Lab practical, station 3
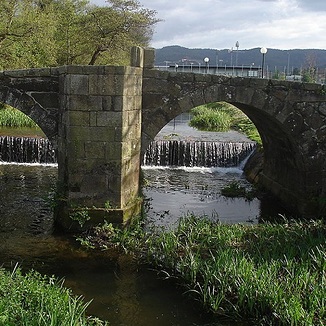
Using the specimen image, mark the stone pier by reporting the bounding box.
[56,48,147,230]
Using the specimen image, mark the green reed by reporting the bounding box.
[189,102,262,144]
[0,265,108,325]
[189,104,233,132]
[82,215,325,325]
[0,104,38,128]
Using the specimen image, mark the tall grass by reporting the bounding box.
[0,103,38,128]
[189,102,262,144]
[189,103,234,132]
[232,117,262,145]
[81,215,326,325]
[0,265,108,325]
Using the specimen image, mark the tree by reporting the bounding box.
[0,0,37,69]
[302,52,317,83]
[83,0,159,65]
[0,0,159,69]
[51,0,91,65]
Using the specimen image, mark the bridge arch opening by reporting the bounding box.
[142,85,309,216]
[0,102,57,164]
[143,96,306,179]
[0,102,58,235]
[142,105,257,168]
[141,101,262,152]
[140,107,289,225]
[0,86,58,146]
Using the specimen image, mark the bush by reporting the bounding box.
[189,102,235,132]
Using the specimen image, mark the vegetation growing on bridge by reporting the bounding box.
[79,216,326,325]
[0,0,159,70]
[189,102,262,144]
[0,103,48,137]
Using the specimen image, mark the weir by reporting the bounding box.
[0,136,255,169]
[143,140,256,167]
[0,136,56,164]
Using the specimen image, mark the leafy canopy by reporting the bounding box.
[0,0,159,69]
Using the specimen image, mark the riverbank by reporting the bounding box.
[80,215,326,325]
[0,265,108,325]
[0,127,45,138]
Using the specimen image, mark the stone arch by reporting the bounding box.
[0,86,59,148]
[141,72,324,215]
[142,75,305,171]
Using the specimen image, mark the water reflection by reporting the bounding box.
[142,166,261,228]
[0,163,243,326]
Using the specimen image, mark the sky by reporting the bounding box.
[90,0,326,50]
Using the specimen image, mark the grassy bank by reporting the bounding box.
[80,216,325,325]
[0,104,46,137]
[0,104,38,129]
[189,102,262,144]
[0,265,108,325]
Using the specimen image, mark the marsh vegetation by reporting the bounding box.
[80,215,325,325]
[189,102,262,145]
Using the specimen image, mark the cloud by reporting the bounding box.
[296,0,326,11]
[90,0,326,50]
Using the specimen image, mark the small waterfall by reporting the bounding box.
[143,140,256,167]
[0,136,57,164]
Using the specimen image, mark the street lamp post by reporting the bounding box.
[260,47,268,78]
[249,63,254,77]
[216,50,219,74]
[228,47,233,66]
[175,63,178,72]
[235,41,239,66]
[204,57,209,73]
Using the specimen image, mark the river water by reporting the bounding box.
[0,121,288,325]
[142,120,286,229]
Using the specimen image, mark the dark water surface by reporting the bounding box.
[0,163,256,326]
[142,121,286,228]
[0,121,287,325]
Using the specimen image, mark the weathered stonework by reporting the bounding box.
[0,68,59,144]
[0,48,145,230]
[141,68,326,218]
[1,46,326,229]
[56,62,143,229]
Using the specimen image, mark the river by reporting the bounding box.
[0,120,288,325]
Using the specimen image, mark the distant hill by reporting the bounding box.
[154,46,326,72]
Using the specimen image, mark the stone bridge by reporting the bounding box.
[0,47,325,229]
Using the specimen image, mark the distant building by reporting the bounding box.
[285,75,302,82]
[156,63,261,78]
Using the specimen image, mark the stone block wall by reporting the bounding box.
[56,63,143,228]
